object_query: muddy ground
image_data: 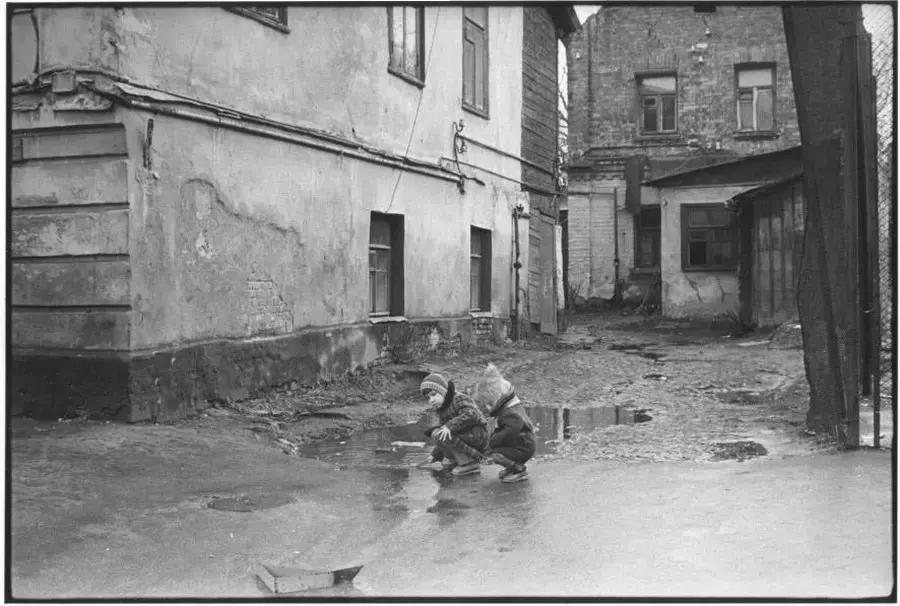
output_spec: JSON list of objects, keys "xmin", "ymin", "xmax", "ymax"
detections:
[
  {"xmin": 34, "ymin": 312, "xmax": 879, "ymax": 465},
  {"xmin": 69, "ymin": 312, "xmax": 855, "ymax": 466}
]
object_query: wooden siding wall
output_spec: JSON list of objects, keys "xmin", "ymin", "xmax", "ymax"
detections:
[
  {"xmin": 521, "ymin": 7, "xmax": 558, "ymax": 198},
  {"xmin": 11, "ymin": 124, "xmax": 132, "ymax": 351},
  {"xmin": 751, "ymin": 180, "xmax": 805, "ymax": 327}
]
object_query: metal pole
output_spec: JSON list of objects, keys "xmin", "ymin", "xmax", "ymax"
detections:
[
  {"xmin": 613, "ymin": 187, "xmax": 621, "ymax": 304},
  {"xmin": 511, "ymin": 209, "xmax": 522, "ymax": 342}
]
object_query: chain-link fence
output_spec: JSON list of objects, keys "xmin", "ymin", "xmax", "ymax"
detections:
[{"xmin": 864, "ymin": 5, "xmax": 894, "ymax": 408}]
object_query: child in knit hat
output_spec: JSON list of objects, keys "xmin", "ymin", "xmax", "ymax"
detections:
[
  {"xmin": 418, "ymin": 373, "xmax": 489, "ymax": 476},
  {"xmin": 472, "ymin": 364, "xmax": 535, "ymax": 483}
]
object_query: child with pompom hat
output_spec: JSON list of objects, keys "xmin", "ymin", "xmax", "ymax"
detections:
[{"xmin": 472, "ymin": 363, "xmax": 535, "ymax": 483}]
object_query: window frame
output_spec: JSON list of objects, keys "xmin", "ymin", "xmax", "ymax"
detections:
[
  {"xmin": 462, "ymin": 6, "xmax": 490, "ymax": 119},
  {"xmin": 369, "ymin": 213, "xmax": 405, "ymax": 316},
  {"xmin": 636, "ymin": 72, "xmax": 678, "ymax": 136},
  {"xmin": 387, "ymin": 6, "xmax": 426, "ymax": 87},
  {"xmin": 226, "ymin": 7, "xmax": 290, "ymax": 33},
  {"xmin": 680, "ymin": 203, "xmax": 737, "ymax": 272},
  {"xmin": 470, "ymin": 226, "xmax": 492, "ymax": 312},
  {"xmin": 633, "ymin": 205, "xmax": 662, "ymax": 270},
  {"xmin": 735, "ymin": 63, "xmax": 776, "ymax": 133}
]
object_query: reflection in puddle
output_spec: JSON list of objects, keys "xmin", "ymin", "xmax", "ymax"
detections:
[
  {"xmin": 299, "ymin": 405, "xmax": 653, "ymax": 467},
  {"xmin": 526, "ymin": 405, "xmax": 653, "ymax": 455}
]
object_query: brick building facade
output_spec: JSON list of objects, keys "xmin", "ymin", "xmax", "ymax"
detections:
[{"xmin": 563, "ymin": 5, "xmax": 801, "ymax": 307}]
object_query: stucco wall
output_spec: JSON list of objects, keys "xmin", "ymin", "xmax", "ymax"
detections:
[
  {"xmin": 649, "ymin": 184, "xmax": 754, "ymax": 317},
  {"xmin": 122, "ymin": 109, "xmax": 518, "ymax": 351},
  {"xmin": 30, "ymin": 6, "xmax": 523, "ymax": 176}
]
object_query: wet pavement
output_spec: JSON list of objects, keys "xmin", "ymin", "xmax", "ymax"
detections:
[
  {"xmin": 9, "ymin": 315, "xmax": 895, "ymax": 599},
  {"xmin": 9, "ymin": 416, "xmax": 894, "ymax": 599}
]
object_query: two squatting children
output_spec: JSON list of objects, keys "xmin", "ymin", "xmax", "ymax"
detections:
[{"xmin": 418, "ymin": 364, "xmax": 535, "ymax": 483}]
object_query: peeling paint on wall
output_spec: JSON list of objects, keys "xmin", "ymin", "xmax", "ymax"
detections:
[
  {"xmin": 194, "ymin": 232, "xmax": 213, "ymax": 259},
  {"xmin": 243, "ymin": 278, "xmax": 293, "ymax": 336}
]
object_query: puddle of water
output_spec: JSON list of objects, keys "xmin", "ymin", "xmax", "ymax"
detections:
[
  {"xmin": 299, "ymin": 405, "xmax": 655, "ymax": 466},
  {"xmin": 526, "ymin": 405, "xmax": 652, "ymax": 454},
  {"xmin": 608, "ymin": 343, "xmax": 667, "ymax": 362},
  {"xmin": 207, "ymin": 490, "xmax": 297, "ymax": 512},
  {"xmin": 299, "ymin": 416, "xmax": 434, "ymax": 469}
]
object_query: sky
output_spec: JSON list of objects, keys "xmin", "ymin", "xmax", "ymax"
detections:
[{"xmin": 574, "ymin": 5, "xmax": 601, "ymax": 23}]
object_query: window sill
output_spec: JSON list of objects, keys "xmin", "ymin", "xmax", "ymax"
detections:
[
  {"xmin": 462, "ymin": 103, "xmax": 490, "ymax": 120},
  {"xmin": 681, "ymin": 266, "xmax": 737, "ymax": 273},
  {"xmin": 734, "ymin": 130, "xmax": 779, "ymax": 140},
  {"xmin": 469, "ymin": 311, "xmax": 493, "ymax": 319},
  {"xmin": 630, "ymin": 267, "xmax": 659, "ymax": 276},
  {"xmin": 225, "ymin": 7, "xmax": 290, "ymax": 33},
  {"xmin": 635, "ymin": 133, "xmax": 680, "ymax": 143},
  {"xmin": 369, "ymin": 315, "xmax": 409, "ymax": 324},
  {"xmin": 388, "ymin": 67, "xmax": 425, "ymax": 89}
]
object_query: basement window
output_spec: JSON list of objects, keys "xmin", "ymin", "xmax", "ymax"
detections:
[
  {"xmin": 470, "ymin": 227, "xmax": 492, "ymax": 311},
  {"xmin": 369, "ymin": 213, "xmax": 405, "ymax": 316},
  {"xmin": 226, "ymin": 7, "xmax": 289, "ymax": 32},
  {"xmin": 681, "ymin": 203, "xmax": 736, "ymax": 271}
]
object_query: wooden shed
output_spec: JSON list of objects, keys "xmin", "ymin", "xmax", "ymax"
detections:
[{"xmin": 733, "ymin": 174, "xmax": 806, "ymax": 328}]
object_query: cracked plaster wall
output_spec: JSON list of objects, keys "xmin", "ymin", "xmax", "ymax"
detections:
[
  {"xmin": 652, "ymin": 185, "xmax": 752, "ymax": 318},
  {"xmin": 36, "ymin": 6, "xmax": 523, "ymax": 181},
  {"xmin": 123, "ymin": 110, "xmax": 516, "ymax": 351}
]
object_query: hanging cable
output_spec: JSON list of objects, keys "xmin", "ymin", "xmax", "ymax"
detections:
[{"xmin": 385, "ymin": 6, "xmax": 442, "ymax": 214}]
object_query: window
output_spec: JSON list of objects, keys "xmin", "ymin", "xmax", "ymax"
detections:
[
  {"xmin": 227, "ymin": 7, "xmax": 288, "ymax": 31},
  {"xmin": 735, "ymin": 65, "xmax": 775, "ymax": 132},
  {"xmin": 638, "ymin": 74, "xmax": 677, "ymax": 134},
  {"xmin": 470, "ymin": 227, "xmax": 492, "ymax": 311},
  {"xmin": 369, "ymin": 213, "xmax": 405, "ymax": 315},
  {"xmin": 462, "ymin": 7, "xmax": 489, "ymax": 117},
  {"xmin": 388, "ymin": 6, "xmax": 425, "ymax": 84},
  {"xmin": 681, "ymin": 204, "xmax": 736, "ymax": 271},
  {"xmin": 634, "ymin": 206, "xmax": 661, "ymax": 269}
]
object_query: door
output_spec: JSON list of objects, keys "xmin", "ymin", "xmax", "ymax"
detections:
[
  {"xmin": 528, "ymin": 212, "xmax": 558, "ymax": 335},
  {"xmin": 539, "ymin": 213, "xmax": 558, "ymax": 334}
]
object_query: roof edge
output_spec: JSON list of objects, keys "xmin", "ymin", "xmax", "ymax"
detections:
[
  {"xmin": 548, "ymin": 5, "xmax": 581, "ymax": 37},
  {"xmin": 642, "ymin": 145, "xmax": 803, "ymax": 187}
]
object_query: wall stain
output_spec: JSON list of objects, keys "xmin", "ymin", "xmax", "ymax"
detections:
[{"xmin": 183, "ymin": 177, "xmax": 305, "ymax": 239}]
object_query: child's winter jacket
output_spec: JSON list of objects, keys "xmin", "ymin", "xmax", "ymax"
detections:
[
  {"xmin": 425, "ymin": 382, "xmax": 489, "ymax": 461},
  {"xmin": 487, "ymin": 391, "xmax": 536, "ymax": 464}
]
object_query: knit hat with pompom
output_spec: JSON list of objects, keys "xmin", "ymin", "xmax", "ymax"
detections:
[{"xmin": 420, "ymin": 373, "xmax": 449, "ymax": 398}]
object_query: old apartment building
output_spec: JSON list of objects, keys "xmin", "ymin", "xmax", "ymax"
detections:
[
  {"xmin": 564, "ymin": 5, "xmax": 801, "ymax": 317},
  {"xmin": 10, "ymin": 6, "xmax": 578, "ymax": 421}
]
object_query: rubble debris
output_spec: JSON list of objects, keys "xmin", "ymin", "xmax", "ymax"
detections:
[
  {"xmin": 256, "ymin": 563, "xmax": 363, "ymax": 595},
  {"xmin": 708, "ymin": 441, "xmax": 768, "ymax": 462}
]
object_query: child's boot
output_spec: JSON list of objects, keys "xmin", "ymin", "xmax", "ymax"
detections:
[
  {"xmin": 501, "ymin": 465, "xmax": 529, "ymax": 483},
  {"xmin": 451, "ymin": 461, "xmax": 481, "ymax": 476}
]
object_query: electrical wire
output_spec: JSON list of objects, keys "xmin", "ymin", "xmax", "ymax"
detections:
[{"xmin": 385, "ymin": 6, "xmax": 442, "ymax": 214}]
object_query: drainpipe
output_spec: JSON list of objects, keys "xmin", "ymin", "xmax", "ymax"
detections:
[
  {"xmin": 511, "ymin": 205, "xmax": 523, "ymax": 342},
  {"xmin": 613, "ymin": 187, "xmax": 621, "ymax": 304}
]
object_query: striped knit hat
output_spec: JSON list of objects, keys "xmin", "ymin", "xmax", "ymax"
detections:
[{"xmin": 420, "ymin": 373, "xmax": 449, "ymax": 398}]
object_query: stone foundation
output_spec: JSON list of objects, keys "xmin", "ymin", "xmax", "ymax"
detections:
[{"xmin": 12, "ymin": 316, "xmax": 508, "ymax": 422}]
